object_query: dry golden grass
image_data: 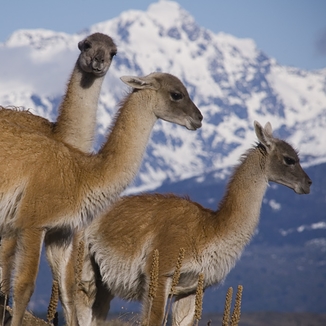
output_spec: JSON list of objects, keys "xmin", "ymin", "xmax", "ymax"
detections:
[
  {"xmin": 230, "ymin": 285, "xmax": 243, "ymax": 326},
  {"xmin": 194, "ymin": 272, "xmax": 204, "ymax": 325},
  {"xmin": 146, "ymin": 249, "xmax": 160, "ymax": 325},
  {"xmin": 76, "ymin": 240, "xmax": 85, "ymax": 284},
  {"xmin": 222, "ymin": 287, "xmax": 233, "ymax": 326},
  {"xmin": 1, "ymin": 243, "xmax": 242, "ymax": 326},
  {"xmin": 148, "ymin": 249, "xmax": 159, "ymax": 300},
  {"xmin": 106, "ymin": 285, "xmax": 243, "ymax": 326},
  {"xmin": 221, "ymin": 285, "xmax": 243, "ymax": 326},
  {"xmin": 1, "ymin": 284, "xmax": 243, "ymax": 326},
  {"xmin": 46, "ymin": 280, "xmax": 59, "ymax": 323},
  {"xmin": 163, "ymin": 247, "xmax": 185, "ymax": 326},
  {"xmin": 170, "ymin": 248, "xmax": 185, "ymax": 296},
  {"xmin": 3, "ymin": 306, "xmax": 53, "ymax": 326}
]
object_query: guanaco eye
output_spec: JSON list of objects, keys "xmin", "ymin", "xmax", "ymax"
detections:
[
  {"xmin": 170, "ymin": 92, "xmax": 183, "ymax": 101},
  {"xmin": 284, "ymin": 156, "xmax": 296, "ymax": 165}
]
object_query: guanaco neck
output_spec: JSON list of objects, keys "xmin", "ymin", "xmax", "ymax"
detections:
[
  {"xmin": 86, "ymin": 90, "xmax": 158, "ymax": 197},
  {"xmin": 54, "ymin": 63, "xmax": 104, "ymax": 152},
  {"xmin": 214, "ymin": 146, "xmax": 269, "ymax": 243}
]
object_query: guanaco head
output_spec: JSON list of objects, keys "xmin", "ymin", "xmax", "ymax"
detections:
[
  {"xmin": 254, "ymin": 120, "xmax": 312, "ymax": 194},
  {"xmin": 120, "ymin": 72, "xmax": 203, "ymax": 130},
  {"xmin": 78, "ymin": 32, "xmax": 117, "ymax": 77}
]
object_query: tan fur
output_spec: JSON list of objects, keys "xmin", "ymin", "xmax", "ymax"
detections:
[
  {"xmin": 53, "ymin": 32, "xmax": 117, "ymax": 150},
  {"xmin": 81, "ymin": 121, "xmax": 311, "ymax": 326},
  {"xmin": 0, "ymin": 32, "xmax": 117, "ymax": 326},
  {"xmin": 0, "ymin": 72, "xmax": 202, "ymax": 326}
]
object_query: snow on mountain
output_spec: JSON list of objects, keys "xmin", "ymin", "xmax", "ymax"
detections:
[
  {"xmin": 280, "ymin": 221, "xmax": 326, "ymax": 236},
  {"xmin": 1, "ymin": 0, "xmax": 326, "ymax": 193}
]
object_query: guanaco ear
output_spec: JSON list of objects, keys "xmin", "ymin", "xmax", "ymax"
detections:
[
  {"xmin": 120, "ymin": 75, "xmax": 160, "ymax": 90},
  {"xmin": 254, "ymin": 120, "xmax": 274, "ymax": 149},
  {"xmin": 78, "ymin": 39, "xmax": 91, "ymax": 51}
]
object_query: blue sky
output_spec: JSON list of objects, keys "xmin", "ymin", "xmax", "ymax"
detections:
[{"xmin": 1, "ymin": 0, "xmax": 326, "ymax": 70}]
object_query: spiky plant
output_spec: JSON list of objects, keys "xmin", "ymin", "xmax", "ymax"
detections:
[
  {"xmin": 194, "ymin": 272, "xmax": 204, "ymax": 325},
  {"xmin": 163, "ymin": 247, "xmax": 185, "ymax": 326},
  {"xmin": 221, "ymin": 285, "xmax": 243, "ymax": 326},
  {"xmin": 146, "ymin": 249, "xmax": 159, "ymax": 325},
  {"xmin": 222, "ymin": 287, "xmax": 233, "ymax": 326},
  {"xmin": 46, "ymin": 279, "xmax": 59, "ymax": 323},
  {"xmin": 230, "ymin": 285, "xmax": 243, "ymax": 326}
]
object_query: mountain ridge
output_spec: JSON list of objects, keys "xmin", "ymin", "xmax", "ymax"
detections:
[
  {"xmin": 0, "ymin": 1, "xmax": 325, "ymax": 314},
  {"xmin": 1, "ymin": 1, "xmax": 325, "ymax": 196}
]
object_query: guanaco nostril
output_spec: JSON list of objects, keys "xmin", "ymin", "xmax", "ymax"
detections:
[
  {"xmin": 308, "ymin": 179, "xmax": 312, "ymax": 186},
  {"xmin": 198, "ymin": 112, "xmax": 203, "ymax": 121}
]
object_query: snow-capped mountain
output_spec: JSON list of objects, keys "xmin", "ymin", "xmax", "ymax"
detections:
[
  {"xmin": 1, "ymin": 0, "xmax": 325, "ymax": 315},
  {"xmin": 1, "ymin": 0, "xmax": 326, "ymax": 194}
]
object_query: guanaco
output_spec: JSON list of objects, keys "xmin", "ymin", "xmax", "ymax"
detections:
[
  {"xmin": 0, "ymin": 32, "xmax": 117, "ymax": 325},
  {"xmin": 0, "ymin": 72, "xmax": 202, "ymax": 326},
  {"xmin": 80, "ymin": 121, "xmax": 311, "ymax": 326}
]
